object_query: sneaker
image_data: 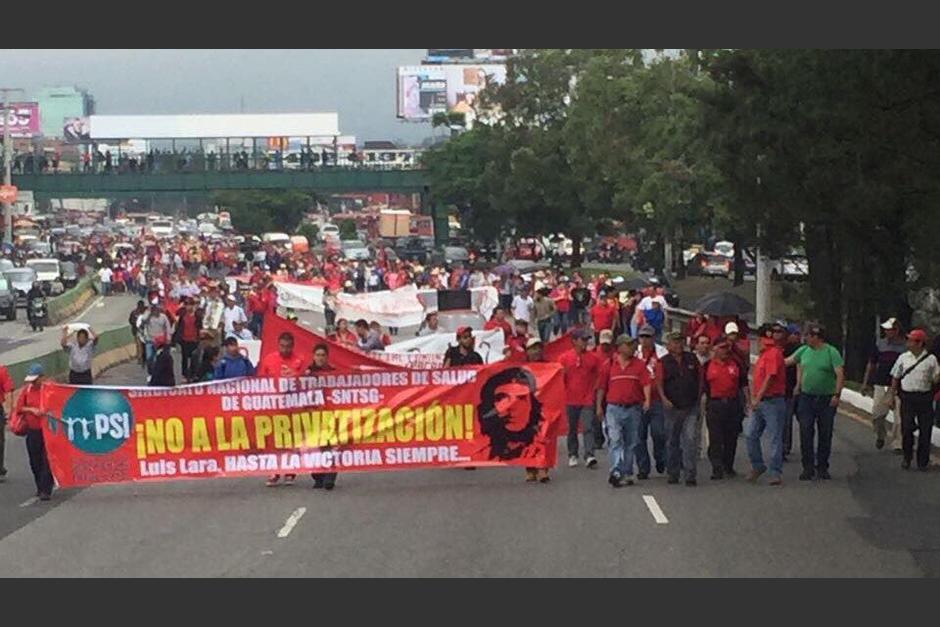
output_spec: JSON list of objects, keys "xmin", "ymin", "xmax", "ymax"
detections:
[
  {"xmin": 38, "ymin": 493, "xmax": 51, "ymax": 501},
  {"xmin": 312, "ymin": 480, "xmax": 324, "ymax": 489},
  {"xmin": 817, "ymin": 469, "xmax": 831, "ymax": 480},
  {"xmin": 747, "ymin": 468, "xmax": 766, "ymax": 483},
  {"xmin": 585, "ymin": 456, "xmax": 598, "ymax": 469},
  {"xmin": 266, "ymin": 475, "xmax": 281, "ymax": 487},
  {"xmin": 283, "ymin": 474, "xmax": 296, "ymax": 486},
  {"xmin": 324, "ymin": 482, "xmax": 336, "ymax": 490},
  {"xmin": 875, "ymin": 438, "xmax": 885, "ymax": 450},
  {"xmin": 623, "ymin": 478, "xmax": 634, "ymax": 486},
  {"xmin": 799, "ymin": 470, "xmax": 814, "ymax": 481},
  {"xmin": 608, "ymin": 473, "xmax": 623, "ymax": 488},
  {"xmin": 768, "ymin": 477, "xmax": 782, "ymax": 486},
  {"xmin": 667, "ymin": 476, "xmax": 679, "ymax": 485},
  {"xmin": 637, "ymin": 472, "xmax": 649, "ymax": 480},
  {"xmin": 568, "ymin": 456, "xmax": 579, "ymax": 468},
  {"xmin": 685, "ymin": 479, "xmax": 697, "ymax": 487}
]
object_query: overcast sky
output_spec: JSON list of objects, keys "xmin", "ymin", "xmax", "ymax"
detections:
[{"xmin": 0, "ymin": 49, "xmax": 437, "ymax": 145}]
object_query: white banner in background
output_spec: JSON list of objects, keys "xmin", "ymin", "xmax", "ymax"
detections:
[
  {"xmin": 378, "ymin": 328, "xmax": 505, "ymax": 365},
  {"xmin": 275, "ymin": 283, "xmax": 500, "ymax": 328}
]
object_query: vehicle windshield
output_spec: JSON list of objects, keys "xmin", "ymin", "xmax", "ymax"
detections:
[
  {"xmin": 28, "ymin": 262, "xmax": 59, "ymax": 274},
  {"xmin": 152, "ymin": 221, "xmax": 173, "ymax": 229},
  {"xmin": 5, "ymin": 269, "xmax": 36, "ymax": 281}
]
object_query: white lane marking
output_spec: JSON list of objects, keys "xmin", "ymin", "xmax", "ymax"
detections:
[
  {"xmin": 19, "ymin": 497, "xmax": 38, "ymax": 508},
  {"xmin": 74, "ymin": 296, "xmax": 104, "ymax": 322},
  {"xmin": 642, "ymin": 495, "xmax": 669, "ymax": 524},
  {"xmin": 276, "ymin": 507, "xmax": 307, "ymax": 538}
]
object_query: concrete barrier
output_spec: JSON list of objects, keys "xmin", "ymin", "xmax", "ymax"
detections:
[{"xmin": 46, "ymin": 275, "xmax": 100, "ymax": 326}]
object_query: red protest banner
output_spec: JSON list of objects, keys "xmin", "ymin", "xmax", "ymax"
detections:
[{"xmin": 40, "ymin": 363, "xmax": 565, "ymax": 487}]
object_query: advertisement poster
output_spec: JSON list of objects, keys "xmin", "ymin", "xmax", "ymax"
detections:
[
  {"xmin": 6, "ymin": 103, "xmax": 41, "ymax": 138},
  {"xmin": 396, "ymin": 64, "xmax": 508, "ymax": 121}
]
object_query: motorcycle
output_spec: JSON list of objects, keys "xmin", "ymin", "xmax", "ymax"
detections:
[{"xmin": 28, "ymin": 295, "xmax": 48, "ymax": 332}]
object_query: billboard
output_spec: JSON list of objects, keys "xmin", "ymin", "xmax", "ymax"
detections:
[
  {"xmin": 426, "ymin": 49, "xmax": 475, "ymax": 63},
  {"xmin": 4, "ymin": 103, "xmax": 41, "ymax": 138},
  {"xmin": 397, "ymin": 64, "xmax": 507, "ymax": 121},
  {"xmin": 63, "ymin": 116, "xmax": 91, "ymax": 143}
]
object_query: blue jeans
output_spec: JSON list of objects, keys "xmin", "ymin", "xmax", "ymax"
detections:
[
  {"xmin": 144, "ymin": 341, "xmax": 156, "ymax": 373},
  {"xmin": 537, "ymin": 319, "xmax": 552, "ymax": 343},
  {"xmin": 796, "ymin": 394, "xmax": 837, "ymax": 473},
  {"xmin": 636, "ymin": 400, "xmax": 666, "ymax": 475},
  {"xmin": 745, "ymin": 397, "xmax": 787, "ymax": 478},
  {"xmin": 554, "ymin": 311, "xmax": 570, "ymax": 336},
  {"xmin": 606, "ymin": 403, "xmax": 641, "ymax": 478},
  {"xmin": 664, "ymin": 405, "xmax": 700, "ymax": 481}
]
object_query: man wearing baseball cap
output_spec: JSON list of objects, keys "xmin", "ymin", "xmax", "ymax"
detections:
[
  {"xmin": 890, "ymin": 328, "xmax": 940, "ymax": 471},
  {"xmin": 443, "ymin": 327, "xmax": 483, "ymax": 367},
  {"xmin": 862, "ymin": 317, "xmax": 907, "ymax": 451},
  {"xmin": 558, "ymin": 329, "xmax": 602, "ymax": 469},
  {"xmin": 636, "ymin": 324, "xmax": 666, "ymax": 480},
  {"xmin": 524, "ymin": 337, "xmax": 545, "ymax": 362},
  {"xmin": 596, "ymin": 334, "xmax": 651, "ymax": 487},
  {"xmin": 19, "ymin": 364, "xmax": 54, "ymax": 500}
]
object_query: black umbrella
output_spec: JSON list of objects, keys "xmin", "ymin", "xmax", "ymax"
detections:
[
  {"xmin": 692, "ymin": 292, "xmax": 755, "ymax": 316},
  {"xmin": 624, "ymin": 276, "xmax": 649, "ymax": 290}
]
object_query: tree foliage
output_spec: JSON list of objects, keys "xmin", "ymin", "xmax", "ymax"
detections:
[
  {"xmin": 212, "ymin": 190, "xmax": 314, "ymax": 235},
  {"xmin": 423, "ymin": 49, "xmax": 940, "ymax": 378}
]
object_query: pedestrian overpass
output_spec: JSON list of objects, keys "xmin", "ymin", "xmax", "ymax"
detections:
[{"xmin": 12, "ymin": 169, "xmax": 431, "ymax": 200}]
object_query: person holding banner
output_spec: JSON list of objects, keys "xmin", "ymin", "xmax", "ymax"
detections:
[
  {"xmin": 483, "ymin": 306, "xmax": 512, "ymax": 342},
  {"xmin": 258, "ymin": 332, "xmax": 307, "ymax": 487},
  {"xmin": 306, "ymin": 343, "xmax": 338, "ymax": 490},
  {"xmin": 18, "ymin": 364, "xmax": 54, "ymax": 501},
  {"xmin": 443, "ymin": 327, "xmax": 484, "ymax": 367},
  {"xmin": 215, "ymin": 337, "xmax": 256, "ymax": 380},
  {"xmin": 559, "ymin": 329, "xmax": 601, "ymax": 469},
  {"xmin": 597, "ymin": 335, "xmax": 652, "ymax": 488}
]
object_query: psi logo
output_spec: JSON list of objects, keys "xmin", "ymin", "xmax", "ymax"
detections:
[{"xmin": 60, "ymin": 389, "xmax": 134, "ymax": 454}]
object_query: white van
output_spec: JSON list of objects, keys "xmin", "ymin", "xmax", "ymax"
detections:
[
  {"xmin": 262, "ymin": 232, "xmax": 291, "ymax": 246},
  {"xmin": 319, "ymin": 223, "xmax": 340, "ymax": 241}
]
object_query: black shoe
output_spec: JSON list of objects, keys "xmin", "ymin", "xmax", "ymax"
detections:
[
  {"xmin": 637, "ymin": 472, "xmax": 650, "ymax": 480},
  {"xmin": 656, "ymin": 462, "xmax": 666, "ymax": 474},
  {"xmin": 324, "ymin": 483, "xmax": 335, "ymax": 490},
  {"xmin": 901, "ymin": 460, "xmax": 911, "ymax": 470},
  {"xmin": 710, "ymin": 470, "xmax": 723, "ymax": 480},
  {"xmin": 608, "ymin": 473, "xmax": 623, "ymax": 488},
  {"xmin": 725, "ymin": 469, "xmax": 738, "ymax": 478},
  {"xmin": 38, "ymin": 493, "xmax": 51, "ymax": 501},
  {"xmin": 817, "ymin": 469, "xmax": 832, "ymax": 480},
  {"xmin": 917, "ymin": 465, "xmax": 929, "ymax": 472},
  {"xmin": 875, "ymin": 438, "xmax": 885, "ymax": 450},
  {"xmin": 667, "ymin": 476, "xmax": 679, "ymax": 485},
  {"xmin": 685, "ymin": 479, "xmax": 697, "ymax": 487},
  {"xmin": 799, "ymin": 470, "xmax": 814, "ymax": 481},
  {"xmin": 312, "ymin": 481, "xmax": 324, "ymax": 489},
  {"xmin": 623, "ymin": 478, "xmax": 634, "ymax": 486},
  {"xmin": 893, "ymin": 448, "xmax": 904, "ymax": 455}
]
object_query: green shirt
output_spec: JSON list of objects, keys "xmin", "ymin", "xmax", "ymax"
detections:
[{"xmin": 794, "ymin": 343, "xmax": 844, "ymax": 395}]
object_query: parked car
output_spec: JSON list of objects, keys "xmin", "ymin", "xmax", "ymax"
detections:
[
  {"xmin": 319, "ymin": 224, "xmax": 340, "ymax": 241},
  {"xmin": 434, "ymin": 246, "xmax": 471, "ymax": 266},
  {"xmin": 340, "ymin": 240, "xmax": 371, "ymax": 261},
  {"xmin": 395, "ymin": 237, "xmax": 432, "ymax": 264},
  {"xmin": 0, "ymin": 277, "xmax": 16, "ymax": 321},
  {"xmin": 4, "ymin": 267, "xmax": 38, "ymax": 306},
  {"xmin": 698, "ymin": 253, "xmax": 733, "ymax": 278}
]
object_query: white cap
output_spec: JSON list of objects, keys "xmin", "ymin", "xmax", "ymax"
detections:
[
  {"xmin": 880, "ymin": 317, "xmax": 898, "ymax": 330},
  {"xmin": 525, "ymin": 337, "xmax": 543, "ymax": 349},
  {"xmin": 724, "ymin": 321, "xmax": 740, "ymax": 335}
]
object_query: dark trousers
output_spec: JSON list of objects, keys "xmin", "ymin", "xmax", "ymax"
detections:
[
  {"xmin": 796, "ymin": 393, "xmax": 837, "ymax": 473},
  {"xmin": 68, "ymin": 370, "xmax": 92, "ymax": 385},
  {"xmin": 324, "ymin": 309, "xmax": 336, "ymax": 329},
  {"xmin": 566, "ymin": 405, "xmax": 595, "ymax": 459},
  {"xmin": 782, "ymin": 394, "xmax": 798, "ymax": 455},
  {"xmin": 26, "ymin": 429, "xmax": 54, "ymax": 496},
  {"xmin": 311, "ymin": 472, "xmax": 337, "ymax": 487},
  {"xmin": 900, "ymin": 391, "xmax": 935, "ymax": 469},
  {"xmin": 0, "ymin": 407, "xmax": 6, "ymax": 474},
  {"xmin": 636, "ymin": 401, "xmax": 666, "ymax": 475},
  {"xmin": 180, "ymin": 341, "xmax": 198, "ymax": 378},
  {"xmin": 706, "ymin": 397, "xmax": 742, "ymax": 474}
]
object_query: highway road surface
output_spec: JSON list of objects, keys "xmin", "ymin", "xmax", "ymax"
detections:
[{"xmin": 0, "ymin": 358, "xmax": 937, "ymax": 577}]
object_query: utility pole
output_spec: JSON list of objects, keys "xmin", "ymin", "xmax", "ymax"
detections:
[
  {"xmin": 755, "ymin": 223, "xmax": 772, "ymax": 326},
  {"xmin": 2, "ymin": 88, "xmax": 25, "ymax": 245}
]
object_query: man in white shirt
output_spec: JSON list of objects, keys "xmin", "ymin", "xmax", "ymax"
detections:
[
  {"xmin": 511, "ymin": 286, "xmax": 535, "ymax": 326},
  {"xmin": 221, "ymin": 294, "xmax": 248, "ymax": 336},
  {"xmin": 226, "ymin": 320, "xmax": 255, "ymax": 341},
  {"xmin": 890, "ymin": 328, "xmax": 940, "ymax": 471},
  {"xmin": 98, "ymin": 266, "xmax": 113, "ymax": 297}
]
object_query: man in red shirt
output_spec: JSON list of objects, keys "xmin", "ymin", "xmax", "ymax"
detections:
[
  {"xmin": 595, "ymin": 329, "xmax": 615, "ymax": 361},
  {"xmin": 506, "ymin": 319, "xmax": 530, "ymax": 359},
  {"xmin": 0, "ymin": 362, "xmax": 14, "ymax": 480},
  {"xmin": 19, "ymin": 364, "xmax": 54, "ymax": 500},
  {"xmin": 745, "ymin": 336, "xmax": 788, "ymax": 485},
  {"xmin": 247, "ymin": 286, "xmax": 267, "ymax": 337},
  {"xmin": 483, "ymin": 306, "xmax": 513, "ymax": 342},
  {"xmin": 590, "ymin": 292, "xmax": 619, "ymax": 345},
  {"xmin": 257, "ymin": 332, "xmax": 307, "ymax": 487},
  {"xmin": 558, "ymin": 329, "xmax": 601, "ymax": 469},
  {"xmin": 550, "ymin": 279, "xmax": 572, "ymax": 336},
  {"xmin": 704, "ymin": 340, "xmax": 743, "ymax": 479},
  {"xmin": 596, "ymin": 335, "xmax": 651, "ymax": 487}
]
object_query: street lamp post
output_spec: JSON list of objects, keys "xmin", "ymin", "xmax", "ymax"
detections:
[{"xmin": 1, "ymin": 88, "xmax": 25, "ymax": 245}]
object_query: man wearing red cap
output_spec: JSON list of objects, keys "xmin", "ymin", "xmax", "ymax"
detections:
[
  {"xmin": 745, "ymin": 336, "xmax": 788, "ymax": 485},
  {"xmin": 443, "ymin": 327, "xmax": 484, "ymax": 367},
  {"xmin": 890, "ymin": 328, "xmax": 940, "ymax": 471}
]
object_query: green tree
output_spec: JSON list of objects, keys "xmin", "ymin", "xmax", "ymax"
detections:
[
  {"xmin": 296, "ymin": 222, "xmax": 319, "ymax": 242},
  {"xmin": 339, "ymin": 219, "xmax": 357, "ymax": 240},
  {"xmin": 211, "ymin": 190, "xmax": 314, "ymax": 235}
]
